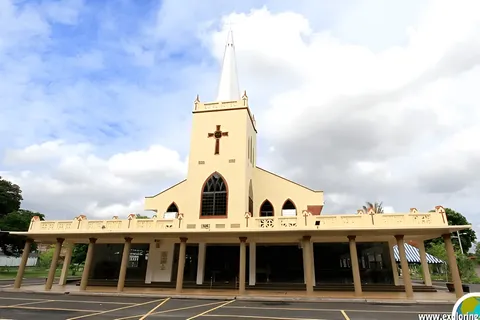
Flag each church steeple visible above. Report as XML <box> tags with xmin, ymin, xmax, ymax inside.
<box><xmin>216</xmin><ymin>29</ymin><xmax>240</xmax><ymax>102</ymax></box>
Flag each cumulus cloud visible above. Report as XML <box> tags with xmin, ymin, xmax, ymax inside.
<box><xmin>1</xmin><ymin>0</ymin><xmax>480</xmax><ymax>238</ymax></box>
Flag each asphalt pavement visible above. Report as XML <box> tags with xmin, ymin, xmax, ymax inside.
<box><xmin>0</xmin><ymin>291</ymin><xmax>455</xmax><ymax>320</ymax></box>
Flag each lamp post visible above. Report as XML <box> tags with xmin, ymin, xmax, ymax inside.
<box><xmin>452</xmin><ymin>231</ymin><xmax>464</xmax><ymax>255</ymax></box>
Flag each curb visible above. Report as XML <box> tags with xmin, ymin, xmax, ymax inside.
<box><xmin>0</xmin><ymin>288</ymin><xmax>456</xmax><ymax>305</ymax></box>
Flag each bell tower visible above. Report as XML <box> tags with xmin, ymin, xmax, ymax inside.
<box><xmin>186</xmin><ymin>29</ymin><xmax>257</xmax><ymax>221</ymax></box>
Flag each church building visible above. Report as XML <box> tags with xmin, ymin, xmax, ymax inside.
<box><xmin>10</xmin><ymin>30</ymin><xmax>470</xmax><ymax>299</ymax></box>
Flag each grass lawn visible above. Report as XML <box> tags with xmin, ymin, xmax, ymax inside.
<box><xmin>0</xmin><ymin>266</ymin><xmax>75</xmax><ymax>280</ymax></box>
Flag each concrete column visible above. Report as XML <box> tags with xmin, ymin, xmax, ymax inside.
<box><xmin>417</xmin><ymin>240</ymin><xmax>432</xmax><ymax>286</ymax></box>
<box><xmin>443</xmin><ymin>233</ymin><xmax>463</xmax><ymax>298</ymax></box>
<box><xmin>388</xmin><ymin>239</ymin><xmax>400</xmax><ymax>285</ymax></box>
<box><xmin>249</xmin><ymin>242</ymin><xmax>256</xmax><ymax>286</ymax></box>
<box><xmin>80</xmin><ymin>238</ymin><xmax>97</xmax><ymax>291</ymax></box>
<box><xmin>239</xmin><ymin>237</ymin><xmax>247</xmax><ymax>294</ymax></box>
<box><xmin>395</xmin><ymin>235</ymin><xmax>413</xmax><ymax>298</ymax></box>
<box><xmin>14</xmin><ymin>239</ymin><xmax>33</xmax><ymax>289</ymax></box>
<box><xmin>59</xmin><ymin>242</ymin><xmax>73</xmax><ymax>285</ymax></box>
<box><xmin>302</xmin><ymin>236</ymin><xmax>314</xmax><ymax>294</ymax></box>
<box><xmin>45</xmin><ymin>238</ymin><xmax>64</xmax><ymax>290</ymax></box>
<box><xmin>196</xmin><ymin>243</ymin><xmax>206</xmax><ymax>285</ymax></box>
<box><xmin>303</xmin><ymin>239</ymin><xmax>316</xmax><ymax>285</ymax></box>
<box><xmin>348</xmin><ymin>236</ymin><xmax>362</xmax><ymax>296</ymax></box>
<box><xmin>175</xmin><ymin>237</ymin><xmax>187</xmax><ymax>293</ymax></box>
<box><xmin>117</xmin><ymin>237</ymin><xmax>132</xmax><ymax>292</ymax></box>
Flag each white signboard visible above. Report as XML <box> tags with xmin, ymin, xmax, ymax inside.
<box><xmin>163</xmin><ymin>212</ymin><xmax>177</xmax><ymax>219</ymax></box>
<box><xmin>282</xmin><ymin>209</ymin><xmax>297</xmax><ymax>217</ymax></box>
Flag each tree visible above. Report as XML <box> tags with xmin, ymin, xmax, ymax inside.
<box><xmin>425</xmin><ymin>208</ymin><xmax>477</xmax><ymax>253</ymax></box>
<box><xmin>0</xmin><ymin>176</ymin><xmax>23</xmax><ymax>217</ymax></box>
<box><xmin>474</xmin><ymin>242</ymin><xmax>480</xmax><ymax>262</ymax></box>
<box><xmin>38</xmin><ymin>247</ymin><xmax>55</xmax><ymax>269</ymax></box>
<box><xmin>0</xmin><ymin>209</ymin><xmax>45</xmax><ymax>256</ymax></box>
<box><xmin>362</xmin><ymin>201</ymin><xmax>384</xmax><ymax>214</ymax></box>
<box><xmin>136</xmin><ymin>214</ymin><xmax>149</xmax><ymax>219</ymax></box>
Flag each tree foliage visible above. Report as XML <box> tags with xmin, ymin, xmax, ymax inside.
<box><xmin>0</xmin><ymin>176</ymin><xmax>23</xmax><ymax>217</ymax></box>
<box><xmin>71</xmin><ymin>244</ymin><xmax>88</xmax><ymax>264</ymax></box>
<box><xmin>362</xmin><ymin>201</ymin><xmax>384</xmax><ymax>214</ymax></box>
<box><xmin>38</xmin><ymin>247</ymin><xmax>55</xmax><ymax>269</ymax></box>
<box><xmin>426</xmin><ymin>208</ymin><xmax>477</xmax><ymax>252</ymax></box>
<box><xmin>0</xmin><ymin>209</ymin><xmax>45</xmax><ymax>256</ymax></box>
<box><xmin>136</xmin><ymin>214</ymin><xmax>149</xmax><ymax>219</ymax></box>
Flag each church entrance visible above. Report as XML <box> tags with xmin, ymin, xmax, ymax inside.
<box><xmin>172</xmin><ymin>244</ymin><xmax>199</xmax><ymax>282</ymax></box>
<box><xmin>313</xmin><ymin>242</ymin><xmax>394</xmax><ymax>284</ymax></box>
<box><xmin>256</xmin><ymin>244</ymin><xmax>304</xmax><ymax>283</ymax></box>
<box><xmin>204</xmin><ymin>244</ymin><xmax>249</xmax><ymax>286</ymax></box>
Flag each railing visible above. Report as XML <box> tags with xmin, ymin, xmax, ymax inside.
<box><xmin>27</xmin><ymin>208</ymin><xmax>448</xmax><ymax>234</ymax></box>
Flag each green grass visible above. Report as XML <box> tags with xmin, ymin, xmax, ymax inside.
<box><xmin>0</xmin><ymin>266</ymin><xmax>74</xmax><ymax>280</ymax></box>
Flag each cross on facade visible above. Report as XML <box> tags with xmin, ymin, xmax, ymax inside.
<box><xmin>208</xmin><ymin>125</ymin><xmax>228</xmax><ymax>155</ymax></box>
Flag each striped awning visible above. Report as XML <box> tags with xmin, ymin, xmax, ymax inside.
<box><xmin>393</xmin><ymin>243</ymin><xmax>445</xmax><ymax>264</ymax></box>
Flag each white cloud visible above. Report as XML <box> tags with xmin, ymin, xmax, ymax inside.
<box><xmin>1</xmin><ymin>0</ymin><xmax>480</xmax><ymax>239</ymax></box>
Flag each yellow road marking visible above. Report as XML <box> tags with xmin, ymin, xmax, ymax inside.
<box><xmin>205</xmin><ymin>315</ymin><xmax>324</xmax><ymax>320</ymax></box>
<box><xmin>187</xmin><ymin>300</ymin><xmax>235</xmax><ymax>320</ymax></box>
<box><xmin>225</xmin><ymin>305</ymin><xmax>449</xmax><ymax>314</ymax></box>
<box><xmin>0</xmin><ymin>299</ymin><xmax>54</xmax><ymax>308</ymax></box>
<box><xmin>114</xmin><ymin>301</ymin><xmax>225</xmax><ymax>320</ymax></box>
<box><xmin>66</xmin><ymin>298</ymin><xmax>166</xmax><ymax>320</ymax></box>
<box><xmin>138</xmin><ymin>297</ymin><xmax>170</xmax><ymax>320</ymax></box>
<box><xmin>0</xmin><ymin>296</ymin><xmax>135</xmax><ymax>305</ymax></box>
<box><xmin>341</xmin><ymin>310</ymin><xmax>350</xmax><ymax>320</ymax></box>
<box><xmin>0</xmin><ymin>305</ymin><xmax>98</xmax><ymax>312</ymax></box>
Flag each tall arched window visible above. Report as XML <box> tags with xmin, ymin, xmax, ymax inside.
<box><xmin>260</xmin><ymin>200</ymin><xmax>274</xmax><ymax>217</ymax></box>
<box><xmin>282</xmin><ymin>199</ymin><xmax>296</xmax><ymax>216</ymax></box>
<box><xmin>166</xmin><ymin>202</ymin><xmax>178</xmax><ymax>213</ymax></box>
<box><xmin>201</xmin><ymin>172</ymin><xmax>228</xmax><ymax>216</ymax></box>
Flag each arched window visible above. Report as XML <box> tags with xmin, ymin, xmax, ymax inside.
<box><xmin>248</xmin><ymin>180</ymin><xmax>253</xmax><ymax>215</ymax></box>
<box><xmin>166</xmin><ymin>202</ymin><xmax>178</xmax><ymax>213</ymax></box>
<box><xmin>260</xmin><ymin>200</ymin><xmax>274</xmax><ymax>217</ymax></box>
<box><xmin>281</xmin><ymin>199</ymin><xmax>296</xmax><ymax>216</ymax></box>
<box><xmin>201</xmin><ymin>172</ymin><xmax>228</xmax><ymax>216</ymax></box>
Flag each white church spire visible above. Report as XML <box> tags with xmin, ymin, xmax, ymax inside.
<box><xmin>216</xmin><ymin>29</ymin><xmax>240</xmax><ymax>102</ymax></box>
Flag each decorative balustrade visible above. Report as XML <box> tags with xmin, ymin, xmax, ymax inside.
<box><xmin>27</xmin><ymin>206</ymin><xmax>448</xmax><ymax>234</ymax></box>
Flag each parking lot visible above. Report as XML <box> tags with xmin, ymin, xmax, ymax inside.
<box><xmin>0</xmin><ymin>291</ymin><xmax>454</xmax><ymax>320</ymax></box>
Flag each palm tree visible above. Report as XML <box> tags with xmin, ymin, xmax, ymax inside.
<box><xmin>362</xmin><ymin>201</ymin><xmax>384</xmax><ymax>214</ymax></box>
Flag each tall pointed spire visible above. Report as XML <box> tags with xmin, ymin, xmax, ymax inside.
<box><xmin>216</xmin><ymin>29</ymin><xmax>240</xmax><ymax>101</ymax></box>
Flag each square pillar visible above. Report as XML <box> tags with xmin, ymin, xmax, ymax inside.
<box><xmin>388</xmin><ymin>239</ymin><xmax>400</xmax><ymax>285</ymax></box>
<box><xmin>80</xmin><ymin>238</ymin><xmax>97</xmax><ymax>291</ymax></box>
<box><xmin>239</xmin><ymin>237</ymin><xmax>247</xmax><ymax>294</ymax></box>
<box><xmin>175</xmin><ymin>237</ymin><xmax>187</xmax><ymax>293</ymax></box>
<box><xmin>348</xmin><ymin>235</ymin><xmax>362</xmax><ymax>296</ymax></box>
<box><xmin>117</xmin><ymin>237</ymin><xmax>132</xmax><ymax>292</ymax></box>
<box><xmin>59</xmin><ymin>242</ymin><xmax>73</xmax><ymax>285</ymax></box>
<box><xmin>302</xmin><ymin>236</ymin><xmax>314</xmax><ymax>294</ymax></box>
<box><xmin>196</xmin><ymin>243</ymin><xmax>206</xmax><ymax>285</ymax></box>
<box><xmin>417</xmin><ymin>240</ymin><xmax>432</xmax><ymax>286</ymax></box>
<box><xmin>249</xmin><ymin>242</ymin><xmax>256</xmax><ymax>286</ymax></box>
<box><xmin>45</xmin><ymin>238</ymin><xmax>64</xmax><ymax>291</ymax></box>
<box><xmin>395</xmin><ymin>235</ymin><xmax>413</xmax><ymax>298</ymax></box>
<box><xmin>443</xmin><ymin>233</ymin><xmax>463</xmax><ymax>298</ymax></box>
<box><xmin>14</xmin><ymin>239</ymin><xmax>33</xmax><ymax>289</ymax></box>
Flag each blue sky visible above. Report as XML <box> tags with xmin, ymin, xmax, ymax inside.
<box><xmin>1</xmin><ymin>0</ymin><xmax>480</xmax><ymax>236</ymax></box>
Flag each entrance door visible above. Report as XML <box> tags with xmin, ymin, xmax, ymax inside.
<box><xmin>256</xmin><ymin>245</ymin><xmax>303</xmax><ymax>283</ymax></box>
<box><xmin>204</xmin><ymin>245</ymin><xmax>249</xmax><ymax>285</ymax></box>
<box><xmin>172</xmin><ymin>244</ymin><xmax>199</xmax><ymax>282</ymax></box>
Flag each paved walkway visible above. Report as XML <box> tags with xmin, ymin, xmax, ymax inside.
<box><xmin>0</xmin><ymin>291</ymin><xmax>455</xmax><ymax>320</ymax></box>
<box><xmin>0</xmin><ymin>283</ymin><xmax>458</xmax><ymax>304</ymax></box>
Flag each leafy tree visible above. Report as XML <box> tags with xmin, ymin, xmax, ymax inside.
<box><xmin>0</xmin><ymin>176</ymin><xmax>23</xmax><ymax>217</ymax></box>
<box><xmin>71</xmin><ymin>244</ymin><xmax>88</xmax><ymax>264</ymax></box>
<box><xmin>362</xmin><ymin>201</ymin><xmax>384</xmax><ymax>214</ymax></box>
<box><xmin>474</xmin><ymin>242</ymin><xmax>480</xmax><ymax>262</ymax></box>
<box><xmin>0</xmin><ymin>209</ymin><xmax>45</xmax><ymax>256</ymax></box>
<box><xmin>136</xmin><ymin>214</ymin><xmax>149</xmax><ymax>219</ymax></box>
<box><xmin>426</xmin><ymin>208</ymin><xmax>477</xmax><ymax>252</ymax></box>
<box><xmin>38</xmin><ymin>247</ymin><xmax>55</xmax><ymax>269</ymax></box>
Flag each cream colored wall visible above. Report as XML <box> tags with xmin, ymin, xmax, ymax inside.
<box><xmin>184</xmin><ymin>103</ymin><xmax>254</xmax><ymax>224</ymax></box>
<box><xmin>145</xmin><ymin>240</ymin><xmax>175</xmax><ymax>283</ymax></box>
<box><xmin>252</xmin><ymin>167</ymin><xmax>323</xmax><ymax>217</ymax></box>
<box><xmin>144</xmin><ymin>180</ymin><xmax>187</xmax><ymax>215</ymax></box>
